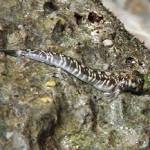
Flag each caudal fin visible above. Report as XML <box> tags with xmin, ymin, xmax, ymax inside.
<box><xmin>0</xmin><ymin>49</ymin><xmax>18</xmax><ymax>57</ymax></box>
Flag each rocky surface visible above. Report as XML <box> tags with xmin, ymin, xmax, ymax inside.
<box><xmin>102</xmin><ymin>0</ymin><xmax>150</xmax><ymax>49</ymax></box>
<box><xmin>0</xmin><ymin>0</ymin><xmax>150</xmax><ymax>150</ymax></box>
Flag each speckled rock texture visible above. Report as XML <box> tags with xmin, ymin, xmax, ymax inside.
<box><xmin>0</xmin><ymin>0</ymin><xmax>150</xmax><ymax>150</ymax></box>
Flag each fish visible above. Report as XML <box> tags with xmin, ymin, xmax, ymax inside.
<box><xmin>0</xmin><ymin>49</ymin><xmax>144</xmax><ymax>97</ymax></box>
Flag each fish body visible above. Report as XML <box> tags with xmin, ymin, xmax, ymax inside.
<box><xmin>1</xmin><ymin>49</ymin><xmax>144</xmax><ymax>97</ymax></box>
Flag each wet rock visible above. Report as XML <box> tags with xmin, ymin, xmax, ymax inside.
<box><xmin>0</xmin><ymin>0</ymin><xmax>149</xmax><ymax>150</ymax></box>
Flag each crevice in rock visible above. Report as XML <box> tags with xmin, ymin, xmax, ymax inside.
<box><xmin>89</xmin><ymin>96</ymin><xmax>98</xmax><ymax>132</ymax></box>
<box><xmin>37</xmin><ymin>119</ymin><xmax>56</xmax><ymax>150</ymax></box>
<box><xmin>43</xmin><ymin>1</ymin><xmax>58</xmax><ymax>14</ymax></box>
<box><xmin>74</xmin><ymin>12</ymin><xmax>83</xmax><ymax>25</ymax></box>
<box><xmin>37</xmin><ymin>93</ymin><xmax>68</xmax><ymax>150</ymax></box>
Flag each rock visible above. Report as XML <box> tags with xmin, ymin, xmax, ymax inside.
<box><xmin>0</xmin><ymin>0</ymin><xmax>149</xmax><ymax>149</ymax></box>
<box><xmin>103</xmin><ymin>39</ymin><xmax>113</xmax><ymax>46</ymax></box>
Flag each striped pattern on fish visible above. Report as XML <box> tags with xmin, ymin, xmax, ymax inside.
<box><xmin>1</xmin><ymin>49</ymin><xmax>144</xmax><ymax>97</ymax></box>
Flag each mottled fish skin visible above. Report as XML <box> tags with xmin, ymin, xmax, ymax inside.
<box><xmin>1</xmin><ymin>49</ymin><xmax>144</xmax><ymax>97</ymax></box>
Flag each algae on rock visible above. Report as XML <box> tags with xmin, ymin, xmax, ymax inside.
<box><xmin>0</xmin><ymin>0</ymin><xmax>149</xmax><ymax>150</ymax></box>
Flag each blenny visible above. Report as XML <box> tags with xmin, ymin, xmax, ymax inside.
<box><xmin>0</xmin><ymin>49</ymin><xmax>144</xmax><ymax>97</ymax></box>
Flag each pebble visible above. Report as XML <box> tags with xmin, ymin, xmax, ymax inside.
<box><xmin>103</xmin><ymin>39</ymin><xmax>113</xmax><ymax>46</ymax></box>
<box><xmin>40</xmin><ymin>96</ymin><xmax>53</xmax><ymax>103</ymax></box>
<box><xmin>45</xmin><ymin>80</ymin><xmax>56</xmax><ymax>88</ymax></box>
<box><xmin>5</xmin><ymin>132</ymin><xmax>13</xmax><ymax>139</ymax></box>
